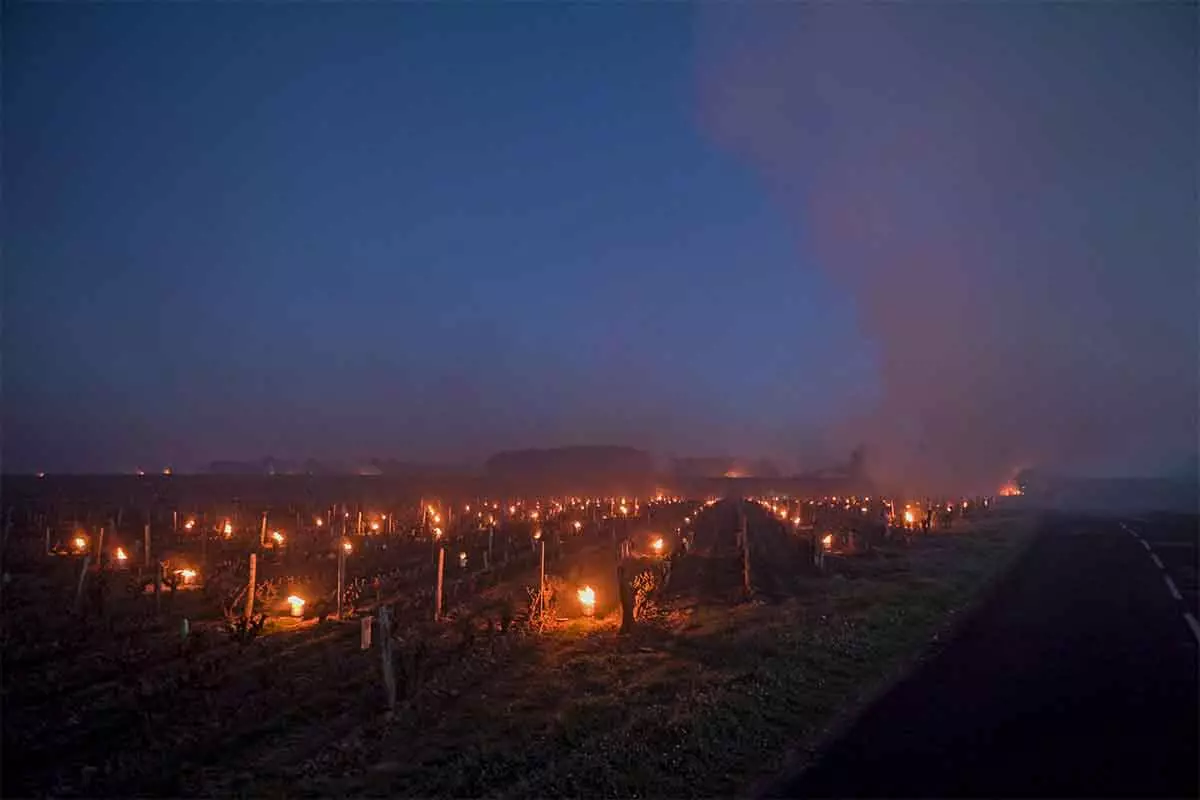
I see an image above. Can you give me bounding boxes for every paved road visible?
[767,513,1199,798]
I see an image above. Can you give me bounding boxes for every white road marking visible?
[1164,575,1183,600]
[1141,540,1151,551]
[1185,613,1200,644]
[1151,554,1165,569]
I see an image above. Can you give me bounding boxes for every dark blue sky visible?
[5,3,1195,487]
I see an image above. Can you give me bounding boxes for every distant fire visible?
[222,521,233,537]
[115,547,128,562]
[999,483,1023,497]
[287,595,305,617]
[183,518,196,531]
[175,568,197,584]
[271,531,285,544]
[577,585,596,616]
[651,537,664,554]
[903,510,915,526]
[822,533,833,551]
[72,536,88,552]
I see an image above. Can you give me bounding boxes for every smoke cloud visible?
[697,3,1198,493]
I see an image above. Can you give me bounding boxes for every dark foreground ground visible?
[768,513,1199,799]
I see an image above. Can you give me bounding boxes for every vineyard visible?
[0,487,1018,797]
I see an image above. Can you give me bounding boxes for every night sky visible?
[5,3,1196,488]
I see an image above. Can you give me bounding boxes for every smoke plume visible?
[697,3,1198,494]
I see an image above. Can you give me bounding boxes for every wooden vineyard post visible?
[617,563,633,635]
[245,553,257,619]
[96,527,105,566]
[742,525,752,598]
[434,546,445,621]
[201,519,208,569]
[337,544,346,620]
[487,525,494,570]
[260,511,268,549]
[144,523,151,568]
[154,560,163,615]
[378,605,396,712]
[538,538,546,616]
[357,509,363,536]
[172,510,178,532]
[73,554,91,611]
[44,526,51,557]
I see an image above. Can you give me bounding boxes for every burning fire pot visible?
[577,585,596,617]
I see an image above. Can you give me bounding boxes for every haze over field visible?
[5,3,1195,492]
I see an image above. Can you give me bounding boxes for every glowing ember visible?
[115,547,128,561]
[432,527,443,539]
[459,551,468,568]
[183,519,196,531]
[73,536,87,551]
[431,513,442,525]
[370,521,381,531]
[287,595,305,616]
[822,534,834,551]
[271,531,285,544]
[175,568,197,583]
[342,540,353,553]
[577,585,596,616]
[529,511,539,521]
[619,504,629,516]
[572,521,583,531]
[223,521,233,536]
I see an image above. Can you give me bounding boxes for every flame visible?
[572,521,582,531]
[271,531,284,544]
[904,510,915,525]
[822,533,833,551]
[115,546,128,561]
[183,519,196,530]
[619,504,629,516]
[176,568,197,583]
[223,521,233,536]
[999,483,1023,497]
[577,585,596,615]
[287,595,305,616]
[651,537,664,553]
[73,536,87,550]
[315,517,324,527]
[370,521,381,531]
[342,540,353,553]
